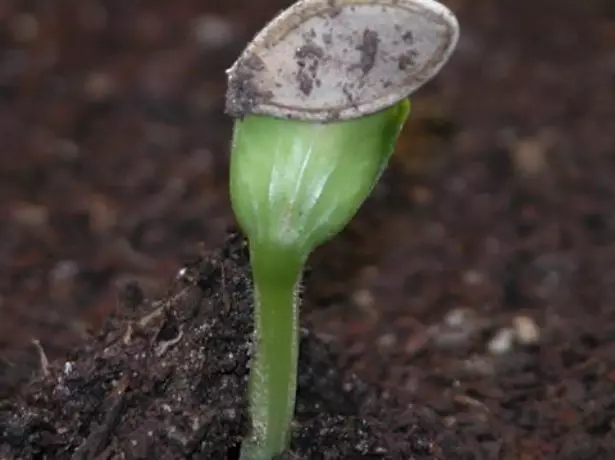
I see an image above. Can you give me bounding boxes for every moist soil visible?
[1,233,459,459]
[1,0,615,459]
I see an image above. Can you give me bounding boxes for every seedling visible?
[225,1,459,458]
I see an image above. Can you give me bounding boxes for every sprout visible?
[225,1,459,458]
[230,102,409,459]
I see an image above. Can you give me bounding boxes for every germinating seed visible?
[225,0,459,121]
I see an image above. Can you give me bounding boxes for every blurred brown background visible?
[1,0,614,456]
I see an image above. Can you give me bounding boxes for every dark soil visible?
[1,0,615,459]
[1,233,459,459]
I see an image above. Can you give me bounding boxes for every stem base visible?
[239,243,303,460]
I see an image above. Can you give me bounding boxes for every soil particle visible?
[354,29,380,76]
[326,0,342,18]
[225,53,273,118]
[295,43,326,97]
[398,50,418,71]
[402,31,414,44]
[296,71,314,97]
[0,233,458,459]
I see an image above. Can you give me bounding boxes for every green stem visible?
[231,101,411,459]
[240,241,304,460]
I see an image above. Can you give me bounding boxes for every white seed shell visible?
[225,0,459,121]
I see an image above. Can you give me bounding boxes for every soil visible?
[1,233,460,459]
[1,0,615,459]
[225,52,272,118]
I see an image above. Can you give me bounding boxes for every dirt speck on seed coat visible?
[225,53,274,118]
